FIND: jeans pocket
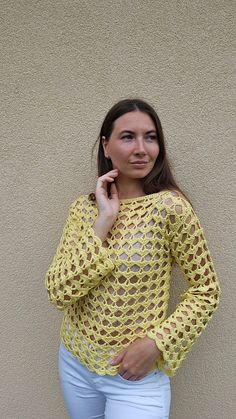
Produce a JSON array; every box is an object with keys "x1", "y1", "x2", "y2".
[{"x1": 118, "y1": 369, "x2": 157, "y2": 383}]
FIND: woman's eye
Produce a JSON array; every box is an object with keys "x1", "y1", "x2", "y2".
[
  {"x1": 121, "y1": 134, "x2": 133, "y2": 141},
  {"x1": 146, "y1": 135, "x2": 157, "y2": 142}
]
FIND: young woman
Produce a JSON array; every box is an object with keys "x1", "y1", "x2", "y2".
[{"x1": 45, "y1": 98, "x2": 220, "y2": 419}]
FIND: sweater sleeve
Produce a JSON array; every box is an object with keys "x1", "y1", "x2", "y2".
[
  {"x1": 147, "y1": 198, "x2": 221, "y2": 376},
  {"x1": 44, "y1": 196, "x2": 114, "y2": 310}
]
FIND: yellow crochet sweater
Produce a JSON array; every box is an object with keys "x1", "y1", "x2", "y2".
[{"x1": 45, "y1": 190, "x2": 220, "y2": 376}]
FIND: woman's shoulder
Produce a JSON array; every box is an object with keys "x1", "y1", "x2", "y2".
[
  {"x1": 69, "y1": 194, "x2": 94, "y2": 212},
  {"x1": 158, "y1": 189, "x2": 193, "y2": 216}
]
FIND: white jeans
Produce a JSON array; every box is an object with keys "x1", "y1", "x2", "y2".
[{"x1": 58, "y1": 343, "x2": 171, "y2": 419}]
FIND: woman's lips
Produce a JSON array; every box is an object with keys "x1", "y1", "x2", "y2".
[{"x1": 130, "y1": 161, "x2": 148, "y2": 168}]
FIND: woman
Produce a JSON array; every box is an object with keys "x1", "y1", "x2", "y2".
[{"x1": 45, "y1": 98, "x2": 220, "y2": 419}]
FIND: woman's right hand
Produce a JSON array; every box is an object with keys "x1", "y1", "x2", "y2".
[{"x1": 93, "y1": 169, "x2": 120, "y2": 241}]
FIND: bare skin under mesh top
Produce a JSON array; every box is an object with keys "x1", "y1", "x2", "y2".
[{"x1": 45, "y1": 190, "x2": 220, "y2": 376}]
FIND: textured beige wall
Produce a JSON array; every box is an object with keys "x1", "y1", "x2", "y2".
[{"x1": 1, "y1": 0, "x2": 235, "y2": 418}]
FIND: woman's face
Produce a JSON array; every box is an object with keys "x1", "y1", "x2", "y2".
[{"x1": 102, "y1": 111, "x2": 160, "y2": 181}]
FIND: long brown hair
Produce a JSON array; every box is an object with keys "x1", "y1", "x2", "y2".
[{"x1": 91, "y1": 98, "x2": 191, "y2": 203}]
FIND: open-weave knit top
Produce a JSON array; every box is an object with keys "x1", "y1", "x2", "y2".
[{"x1": 45, "y1": 190, "x2": 220, "y2": 376}]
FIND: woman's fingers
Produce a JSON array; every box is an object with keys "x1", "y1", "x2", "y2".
[
  {"x1": 109, "y1": 347, "x2": 126, "y2": 366},
  {"x1": 111, "y1": 337, "x2": 161, "y2": 379},
  {"x1": 110, "y1": 182, "x2": 118, "y2": 199},
  {"x1": 96, "y1": 170, "x2": 119, "y2": 196},
  {"x1": 95, "y1": 169, "x2": 120, "y2": 220},
  {"x1": 99, "y1": 170, "x2": 118, "y2": 181},
  {"x1": 93, "y1": 170, "x2": 120, "y2": 239},
  {"x1": 99, "y1": 177, "x2": 116, "y2": 183}
]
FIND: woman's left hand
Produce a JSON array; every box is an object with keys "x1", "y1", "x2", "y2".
[{"x1": 109, "y1": 336, "x2": 162, "y2": 381}]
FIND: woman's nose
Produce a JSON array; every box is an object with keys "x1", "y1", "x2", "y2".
[{"x1": 134, "y1": 139, "x2": 146, "y2": 155}]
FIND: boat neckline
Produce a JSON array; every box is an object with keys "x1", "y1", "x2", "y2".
[{"x1": 119, "y1": 189, "x2": 174, "y2": 204}]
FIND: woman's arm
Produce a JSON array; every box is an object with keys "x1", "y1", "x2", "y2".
[
  {"x1": 44, "y1": 197, "x2": 114, "y2": 310},
  {"x1": 147, "y1": 199, "x2": 221, "y2": 376},
  {"x1": 45, "y1": 170, "x2": 120, "y2": 311}
]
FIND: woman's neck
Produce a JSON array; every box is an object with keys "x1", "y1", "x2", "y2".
[{"x1": 116, "y1": 178, "x2": 145, "y2": 200}]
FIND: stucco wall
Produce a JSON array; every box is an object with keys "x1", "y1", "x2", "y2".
[{"x1": 1, "y1": 1, "x2": 235, "y2": 418}]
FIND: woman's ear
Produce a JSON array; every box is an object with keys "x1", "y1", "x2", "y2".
[{"x1": 102, "y1": 136, "x2": 109, "y2": 158}]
